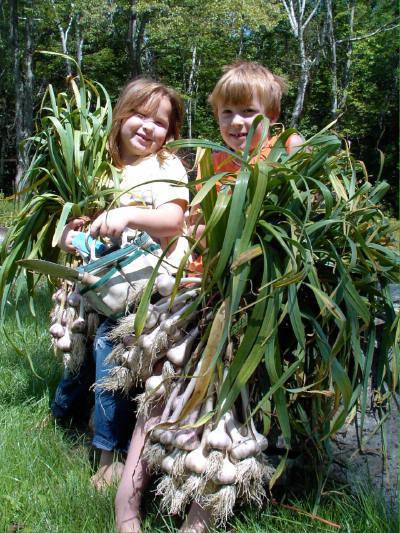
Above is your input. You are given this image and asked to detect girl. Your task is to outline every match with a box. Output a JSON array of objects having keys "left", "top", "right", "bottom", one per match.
[{"left": 55, "top": 78, "right": 189, "bottom": 497}]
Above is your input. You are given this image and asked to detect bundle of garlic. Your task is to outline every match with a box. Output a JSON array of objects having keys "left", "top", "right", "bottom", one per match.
[
  {"left": 99, "top": 274, "right": 201, "bottom": 393},
  {"left": 49, "top": 282, "right": 99, "bottom": 373},
  {"left": 143, "top": 367, "right": 276, "bottom": 527}
]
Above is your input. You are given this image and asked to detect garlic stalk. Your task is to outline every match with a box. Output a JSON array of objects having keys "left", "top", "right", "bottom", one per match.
[
  {"left": 241, "top": 386, "right": 268, "bottom": 452},
  {"left": 172, "top": 406, "right": 201, "bottom": 451},
  {"left": 184, "top": 392, "right": 214, "bottom": 475}
]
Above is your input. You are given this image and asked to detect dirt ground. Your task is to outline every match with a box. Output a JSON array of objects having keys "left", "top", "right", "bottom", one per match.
[{"left": 331, "top": 400, "right": 399, "bottom": 513}]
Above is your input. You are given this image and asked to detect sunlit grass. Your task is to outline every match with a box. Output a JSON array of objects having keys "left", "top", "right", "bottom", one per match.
[{"left": 0, "top": 288, "right": 397, "bottom": 532}]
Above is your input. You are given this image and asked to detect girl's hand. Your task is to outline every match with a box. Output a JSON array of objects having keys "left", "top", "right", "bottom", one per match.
[
  {"left": 90, "top": 208, "right": 130, "bottom": 239},
  {"left": 58, "top": 218, "right": 86, "bottom": 253}
]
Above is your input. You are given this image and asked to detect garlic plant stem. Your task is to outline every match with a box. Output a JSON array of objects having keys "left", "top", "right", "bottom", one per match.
[
  {"left": 168, "top": 355, "right": 205, "bottom": 424},
  {"left": 154, "top": 288, "right": 199, "bottom": 309}
]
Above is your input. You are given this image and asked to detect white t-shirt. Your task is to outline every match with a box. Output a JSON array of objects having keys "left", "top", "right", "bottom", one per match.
[
  {"left": 119, "top": 153, "right": 189, "bottom": 209},
  {"left": 118, "top": 153, "right": 190, "bottom": 271}
]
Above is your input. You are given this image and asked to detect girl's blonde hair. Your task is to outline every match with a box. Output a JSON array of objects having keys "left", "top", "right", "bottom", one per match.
[
  {"left": 209, "top": 61, "right": 288, "bottom": 121},
  {"left": 109, "top": 78, "right": 184, "bottom": 168}
]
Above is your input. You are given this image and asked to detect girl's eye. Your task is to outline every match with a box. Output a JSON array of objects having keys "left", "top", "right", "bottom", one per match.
[
  {"left": 156, "top": 120, "right": 168, "bottom": 128},
  {"left": 135, "top": 113, "right": 145, "bottom": 119}
]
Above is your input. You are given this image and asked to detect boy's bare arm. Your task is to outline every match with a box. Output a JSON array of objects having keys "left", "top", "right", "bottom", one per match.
[{"left": 285, "top": 132, "right": 304, "bottom": 154}]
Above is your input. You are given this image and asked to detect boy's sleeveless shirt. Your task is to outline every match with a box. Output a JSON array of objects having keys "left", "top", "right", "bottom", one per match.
[{"left": 211, "top": 135, "right": 279, "bottom": 191}]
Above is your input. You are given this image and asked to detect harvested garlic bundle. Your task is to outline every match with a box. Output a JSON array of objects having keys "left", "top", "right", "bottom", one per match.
[
  {"left": 49, "top": 323, "right": 65, "bottom": 339},
  {"left": 241, "top": 387, "right": 268, "bottom": 452},
  {"left": 166, "top": 327, "right": 199, "bottom": 367},
  {"left": 212, "top": 455, "right": 237, "bottom": 485},
  {"left": 225, "top": 412, "right": 260, "bottom": 461},
  {"left": 155, "top": 273, "right": 175, "bottom": 297},
  {"left": 67, "top": 290, "right": 81, "bottom": 308},
  {"left": 207, "top": 416, "right": 232, "bottom": 452},
  {"left": 185, "top": 393, "right": 214, "bottom": 474},
  {"left": 172, "top": 406, "right": 201, "bottom": 451},
  {"left": 56, "top": 327, "right": 72, "bottom": 352},
  {"left": 150, "top": 382, "right": 182, "bottom": 443},
  {"left": 145, "top": 374, "right": 166, "bottom": 398}
]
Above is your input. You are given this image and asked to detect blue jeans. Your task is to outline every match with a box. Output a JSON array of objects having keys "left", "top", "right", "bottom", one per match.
[{"left": 51, "top": 319, "right": 135, "bottom": 452}]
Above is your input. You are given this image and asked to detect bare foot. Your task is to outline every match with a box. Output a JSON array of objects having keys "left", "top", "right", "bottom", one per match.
[
  {"left": 180, "top": 502, "right": 211, "bottom": 532},
  {"left": 91, "top": 461, "right": 125, "bottom": 490},
  {"left": 115, "top": 506, "right": 141, "bottom": 533}
]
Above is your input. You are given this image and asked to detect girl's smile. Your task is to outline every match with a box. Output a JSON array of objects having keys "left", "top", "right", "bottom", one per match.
[{"left": 120, "top": 96, "right": 172, "bottom": 163}]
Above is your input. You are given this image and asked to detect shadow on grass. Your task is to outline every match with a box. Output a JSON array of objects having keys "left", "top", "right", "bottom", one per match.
[{"left": 0, "top": 284, "right": 64, "bottom": 406}]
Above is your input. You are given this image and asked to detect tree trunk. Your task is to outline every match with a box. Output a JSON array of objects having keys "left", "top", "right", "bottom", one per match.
[
  {"left": 76, "top": 14, "right": 84, "bottom": 68},
  {"left": 290, "top": 27, "right": 309, "bottom": 127},
  {"left": 24, "top": 0, "right": 33, "bottom": 136},
  {"left": 9, "top": 0, "right": 24, "bottom": 187},
  {"left": 127, "top": 0, "right": 140, "bottom": 77},
  {"left": 326, "top": 0, "right": 338, "bottom": 117},
  {"left": 50, "top": 0, "right": 73, "bottom": 75},
  {"left": 339, "top": 0, "right": 355, "bottom": 112},
  {"left": 21, "top": 0, "right": 34, "bottom": 168},
  {"left": 185, "top": 46, "right": 199, "bottom": 139}
]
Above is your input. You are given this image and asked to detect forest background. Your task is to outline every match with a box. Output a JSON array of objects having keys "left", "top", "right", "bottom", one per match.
[{"left": 1, "top": 0, "right": 399, "bottom": 215}]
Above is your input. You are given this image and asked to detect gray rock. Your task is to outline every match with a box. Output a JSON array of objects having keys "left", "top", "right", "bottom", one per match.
[{"left": 331, "top": 400, "right": 399, "bottom": 513}]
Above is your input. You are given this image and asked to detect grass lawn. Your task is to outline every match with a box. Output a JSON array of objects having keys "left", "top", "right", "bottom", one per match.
[{"left": 0, "top": 287, "right": 397, "bottom": 532}]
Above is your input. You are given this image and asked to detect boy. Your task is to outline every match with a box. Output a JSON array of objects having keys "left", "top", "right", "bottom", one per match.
[
  {"left": 188, "top": 60, "right": 303, "bottom": 275},
  {"left": 184, "top": 61, "right": 303, "bottom": 532}
]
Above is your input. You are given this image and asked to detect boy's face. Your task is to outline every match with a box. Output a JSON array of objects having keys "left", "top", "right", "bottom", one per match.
[{"left": 217, "top": 95, "right": 268, "bottom": 152}]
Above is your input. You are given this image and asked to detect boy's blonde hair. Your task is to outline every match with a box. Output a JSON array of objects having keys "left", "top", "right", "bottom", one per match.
[
  {"left": 109, "top": 78, "right": 184, "bottom": 168},
  {"left": 209, "top": 61, "right": 287, "bottom": 121}
]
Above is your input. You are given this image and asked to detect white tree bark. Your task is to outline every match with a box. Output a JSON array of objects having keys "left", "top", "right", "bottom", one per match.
[
  {"left": 185, "top": 46, "right": 200, "bottom": 139},
  {"left": 338, "top": 0, "right": 354, "bottom": 113},
  {"left": 326, "top": 0, "right": 337, "bottom": 117},
  {"left": 76, "top": 13, "right": 84, "bottom": 68},
  {"left": 281, "top": 0, "right": 322, "bottom": 127},
  {"left": 49, "top": 0, "right": 74, "bottom": 75}
]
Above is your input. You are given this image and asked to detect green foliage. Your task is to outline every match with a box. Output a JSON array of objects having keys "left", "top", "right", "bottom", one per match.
[
  {"left": 0, "top": 56, "right": 118, "bottom": 320},
  {"left": 0, "top": 289, "right": 396, "bottom": 532},
  {"left": 169, "top": 122, "right": 399, "bottom": 475}
]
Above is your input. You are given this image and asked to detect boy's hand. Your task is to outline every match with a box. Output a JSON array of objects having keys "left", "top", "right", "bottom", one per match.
[
  {"left": 90, "top": 208, "right": 129, "bottom": 239},
  {"left": 58, "top": 218, "right": 86, "bottom": 253}
]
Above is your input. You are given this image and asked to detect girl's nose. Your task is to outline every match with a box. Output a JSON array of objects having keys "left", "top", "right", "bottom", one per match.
[{"left": 142, "top": 120, "right": 154, "bottom": 133}]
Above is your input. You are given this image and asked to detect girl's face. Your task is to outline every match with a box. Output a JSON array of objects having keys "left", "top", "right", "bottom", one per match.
[
  {"left": 120, "top": 96, "right": 171, "bottom": 163},
  {"left": 217, "top": 95, "right": 268, "bottom": 152}
]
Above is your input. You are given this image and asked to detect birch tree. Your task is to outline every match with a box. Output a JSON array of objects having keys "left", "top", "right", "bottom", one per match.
[
  {"left": 49, "top": 0, "right": 75, "bottom": 74},
  {"left": 281, "top": 0, "right": 323, "bottom": 127}
]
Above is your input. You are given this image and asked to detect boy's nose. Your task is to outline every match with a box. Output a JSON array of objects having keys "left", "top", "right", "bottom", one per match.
[{"left": 231, "top": 113, "right": 244, "bottom": 126}]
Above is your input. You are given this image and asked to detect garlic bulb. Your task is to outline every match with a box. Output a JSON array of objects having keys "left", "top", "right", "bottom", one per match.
[
  {"left": 49, "top": 323, "right": 65, "bottom": 338},
  {"left": 212, "top": 456, "right": 237, "bottom": 485},
  {"left": 207, "top": 417, "right": 232, "bottom": 452}
]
